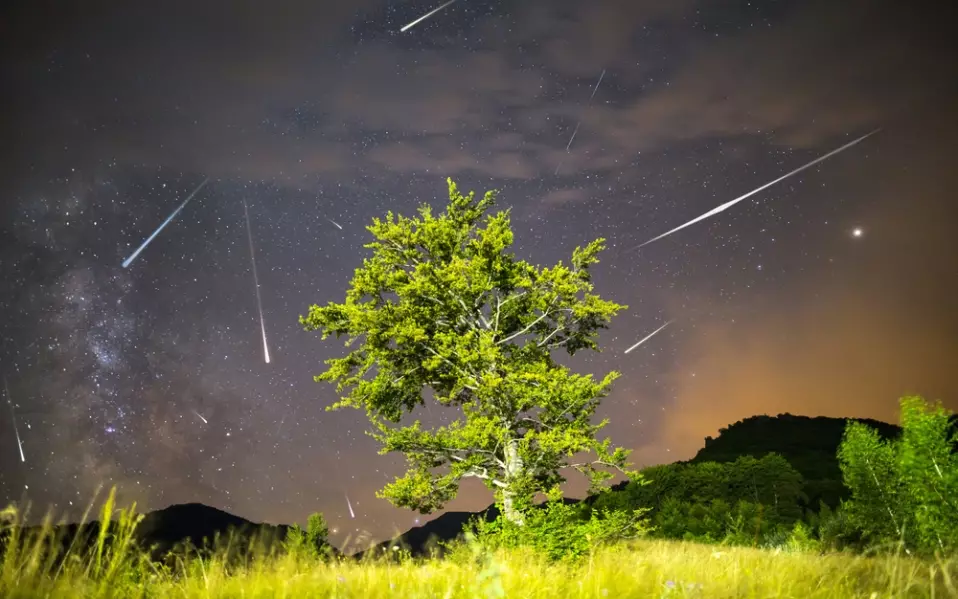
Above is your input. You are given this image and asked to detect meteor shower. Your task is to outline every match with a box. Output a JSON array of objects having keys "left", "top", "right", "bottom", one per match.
[{"left": 1, "top": 1, "right": 956, "bottom": 597}]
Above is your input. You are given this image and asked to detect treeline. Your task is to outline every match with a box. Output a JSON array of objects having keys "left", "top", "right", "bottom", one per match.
[
  {"left": 580, "top": 395, "right": 958, "bottom": 555},
  {"left": 591, "top": 453, "right": 807, "bottom": 547}
]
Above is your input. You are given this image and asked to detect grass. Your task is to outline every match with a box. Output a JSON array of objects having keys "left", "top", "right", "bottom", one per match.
[{"left": 2, "top": 491, "right": 956, "bottom": 598}]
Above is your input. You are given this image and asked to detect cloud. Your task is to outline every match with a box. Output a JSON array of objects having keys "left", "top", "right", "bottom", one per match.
[
  {"left": 583, "top": 0, "right": 955, "bottom": 156},
  {"left": 539, "top": 188, "right": 592, "bottom": 206},
  {"left": 8, "top": 0, "right": 952, "bottom": 189},
  {"left": 512, "top": 0, "right": 699, "bottom": 77}
]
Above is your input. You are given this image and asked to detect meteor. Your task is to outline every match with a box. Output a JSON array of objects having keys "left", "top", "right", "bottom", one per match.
[
  {"left": 192, "top": 410, "right": 208, "bottom": 425},
  {"left": 122, "top": 178, "right": 210, "bottom": 268},
  {"left": 628, "top": 129, "right": 881, "bottom": 251},
  {"left": 243, "top": 200, "right": 271, "bottom": 364},
  {"left": 624, "top": 320, "right": 673, "bottom": 354},
  {"left": 588, "top": 69, "right": 607, "bottom": 101},
  {"left": 565, "top": 122, "right": 581, "bottom": 153},
  {"left": 346, "top": 493, "right": 356, "bottom": 519},
  {"left": 4, "top": 377, "right": 25, "bottom": 463},
  {"left": 556, "top": 69, "right": 607, "bottom": 176},
  {"left": 326, "top": 217, "right": 343, "bottom": 230},
  {"left": 400, "top": 0, "right": 458, "bottom": 32}
]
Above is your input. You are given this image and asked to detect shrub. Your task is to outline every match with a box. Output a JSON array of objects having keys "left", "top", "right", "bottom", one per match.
[
  {"left": 283, "top": 512, "right": 333, "bottom": 561},
  {"left": 468, "top": 488, "right": 651, "bottom": 562},
  {"left": 838, "top": 396, "right": 958, "bottom": 554}
]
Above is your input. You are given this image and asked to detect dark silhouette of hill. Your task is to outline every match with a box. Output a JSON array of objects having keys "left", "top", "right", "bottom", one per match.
[
  {"left": 4, "top": 503, "right": 315, "bottom": 565},
  {"left": 687, "top": 413, "right": 903, "bottom": 510},
  {"left": 133, "top": 502, "right": 297, "bottom": 559}
]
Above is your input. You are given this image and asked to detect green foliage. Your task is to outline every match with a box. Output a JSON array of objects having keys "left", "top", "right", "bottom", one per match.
[
  {"left": 468, "top": 488, "right": 651, "bottom": 562},
  {"left": 301, "top": 178, "right": 635, "bottom": 521},
  {"left": 839, "top": 396, "right": 958, "bottom": 554},
  {"left": 593, "top": 453, "right": 804, "bottom": 537},
  {"left": 650, "top": 497, "right": 778, "bottom": 546},
  {"left": 283, "top": 512, "right": 332, "bottom": 561},
  {"left": 693, "top": 413, "right": 903, "bottom": 510},
  {"left": 785, "top": 521, "right": 822, "bottom": 553}
]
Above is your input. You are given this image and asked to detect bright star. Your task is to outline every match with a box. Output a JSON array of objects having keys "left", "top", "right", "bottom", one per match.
[{"left": 851, "top": 227, "right": 864, "bottom": 238}]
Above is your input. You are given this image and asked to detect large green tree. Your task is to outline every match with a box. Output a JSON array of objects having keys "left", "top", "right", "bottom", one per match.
[{"left": 301, "top": 179, "right": 636, "bottom": 524}]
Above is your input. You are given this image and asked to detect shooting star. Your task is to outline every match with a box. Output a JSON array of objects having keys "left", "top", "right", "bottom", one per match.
[
  {"left": 192, "top": 410, "right": 208, "bottom": 425},
  {"left": 565, "top": 122, "right": 582, "bottom": 153},
  {"left": 4, "top": 377, "right": 25, "bottom": 463},
  {"left": 346, "top": 493, "right": 356, "bottom": 519},
  {"left": 122, "top": 177, "right": 210, "bottom": 268},
  {"left": 629, "top": 129, "right": 881, "bottom": 251},
  {"left": 588, "top": 69, "right": 607, "bottom": 102},
  {"left": 556, "top": 69, "right": 607, "bottom": 176},
  {"left": 326, "top": 217, "right": 343, "bottom": 230},
  {"left": 243, "top": 200, "right": 271, "bottom": 364},
  {"left": 624, "top": 320, "right": 673, "bottom": 354},
  {"left": 400, "top": 0, "right": 458, "bottom": 32}
]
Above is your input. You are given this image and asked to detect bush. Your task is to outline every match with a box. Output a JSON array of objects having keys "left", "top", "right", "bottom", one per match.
[
  {"left": 784, "top": 521, "right": 821, "bottom": 553},
  {"left": 468, "top": 488, "right": 651, "bottom": 562},
  {"left": 283, "top": 512, "right": 333, "bottom": 561}
]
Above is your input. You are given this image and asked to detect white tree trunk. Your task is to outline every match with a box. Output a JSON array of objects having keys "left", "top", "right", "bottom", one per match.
[{"left": 502, "top": 439, "right": 526, "bottom": 526}]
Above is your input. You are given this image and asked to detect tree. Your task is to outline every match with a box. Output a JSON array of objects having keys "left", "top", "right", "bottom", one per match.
[
  {"left": 301, "top": 178, "right": 635, "bottom": 524},
  {"left": 837, "top": 419, "right": 910, "bottom": 546},
  {"left": 896, "top": 396, "right": 958, "bottom": 551},
  {"left": 838, "top": 395, "right": 958, "bottom": 553}
]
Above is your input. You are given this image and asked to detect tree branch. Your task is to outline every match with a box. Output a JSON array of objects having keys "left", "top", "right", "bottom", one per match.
[
  {"left": 496, "top": 296, "right": 559, "bottom": 345},
  {"left": 408, "top": 446, "right": 506, "bottom": 470},
  {"left": 420, "top": 347, "right": 479, "bottom": 390}
]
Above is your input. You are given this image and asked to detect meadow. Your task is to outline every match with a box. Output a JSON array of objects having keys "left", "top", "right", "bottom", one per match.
[{"left": 2, "top": 496, "right": 955, "bottom": 599}]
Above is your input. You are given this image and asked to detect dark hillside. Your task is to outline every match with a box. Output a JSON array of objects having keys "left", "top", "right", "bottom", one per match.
[
  {"left": 689, "top": 413, "right": 906, "bottom": 509},
  {"left": 3, "top": 503, "right": 310, "bottom": 564}
]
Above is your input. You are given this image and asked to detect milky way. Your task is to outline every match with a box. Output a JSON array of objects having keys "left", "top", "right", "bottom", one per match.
[{"left": 1, "top": 0, "right": 956, "bottom": 546}]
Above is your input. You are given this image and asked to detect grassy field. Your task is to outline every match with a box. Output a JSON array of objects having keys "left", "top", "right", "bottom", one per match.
[{"left": 2, "top": 499, "right": 956, "bottom": 598}]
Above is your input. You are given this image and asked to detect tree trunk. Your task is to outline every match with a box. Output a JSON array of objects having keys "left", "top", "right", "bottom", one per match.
[{"left": 502, "top": 439, "right": 525, "bottom": 526}]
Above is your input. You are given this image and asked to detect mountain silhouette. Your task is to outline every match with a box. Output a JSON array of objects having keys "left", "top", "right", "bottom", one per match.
[
  {"left": 134, "top": 502, "right": 296, "bottom": 559},
  {"left": 6, "top": 502, "right": 307, "bottom": 565},
  {"left": 687, "top": 413, "right": 903, "bottom": 509}
]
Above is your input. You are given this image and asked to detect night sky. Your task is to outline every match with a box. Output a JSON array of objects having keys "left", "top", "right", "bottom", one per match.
[{"left": 2, "top": 0, "right": 957, "bottom": 545}]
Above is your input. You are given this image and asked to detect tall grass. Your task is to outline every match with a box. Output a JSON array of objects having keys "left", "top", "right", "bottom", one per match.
[{"left": 1, "top": 492, "right": 955, "bottom": 598}]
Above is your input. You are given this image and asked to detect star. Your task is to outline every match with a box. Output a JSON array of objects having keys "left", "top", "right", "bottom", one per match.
[{"left": 851, "top": 227, "right": 864, "bottom": 238}]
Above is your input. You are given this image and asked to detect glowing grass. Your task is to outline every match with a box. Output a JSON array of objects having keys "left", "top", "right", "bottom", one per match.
[{"left": 1, "top": 493, "right": 956, "bottom": 598}]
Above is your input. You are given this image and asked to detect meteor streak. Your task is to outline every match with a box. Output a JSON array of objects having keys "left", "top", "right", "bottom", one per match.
[
  {"left": 556, "top": 69, "right": 607, "bottom": 175},
  {"left": 400, "top": 0, "right": 458, "bottom": 32},
  {"left": 122, "top": 178, "right": 210, "bottom": 268},
  {"left": 4, "top": 377, "right": 25, "bottom": 463},
  {"left": 565, "top": 122, "right": 581, "bottom": 152},
  {"left": 346, "top": 493, "right": 356, "bottom": 519},
  {"left": 192, "top": 410, "right": 208, "bottom": 425},
  {"left": 326, "top": 217, "right": 343, "bottom": 230},
  {"left": 624, "top": 320, "right": 673, "bottom": 354},
  {"left": 243, "top": 200, "right": 271, "bottom": 364},
  {"left": 588, "top": 69, "right": 607, "bottom": 101},
  {"left": 629, "top": 129, "right": 881, "bottom": 251}
]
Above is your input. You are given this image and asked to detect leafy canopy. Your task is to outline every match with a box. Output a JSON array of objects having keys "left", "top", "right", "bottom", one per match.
[{"left": 301, "top": 179, "right": 635, "bottom": 516}]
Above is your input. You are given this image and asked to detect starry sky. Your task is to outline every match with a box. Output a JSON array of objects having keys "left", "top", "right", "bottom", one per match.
[{"left": 2, "top": 0, "right": 957, "bottom": 545}]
